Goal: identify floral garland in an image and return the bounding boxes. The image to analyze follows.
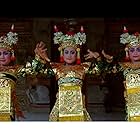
[0,24,18,48]
[53,31,86,46]
[0,32,18,46]
[120,26,140,46]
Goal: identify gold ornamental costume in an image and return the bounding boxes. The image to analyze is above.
[102,61,140,121]
[33,56,101,121]
[49,62,93,121]
[32,60,101,121]
[0,65,24,121]
[0,62,37,121]
[120,62,140,121]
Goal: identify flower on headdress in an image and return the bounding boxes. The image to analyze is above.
[53,31,86,46]
[0,25,18,49]
[120,31,140,46]
[7,32,18,44]
[53,32,64,44]
[74,32,86,45]
[120,26,140,48]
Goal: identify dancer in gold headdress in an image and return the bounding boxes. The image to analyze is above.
[101,26,140,121]
[0,24,46,121]
[0,24,25,121]
[34,25,102,121]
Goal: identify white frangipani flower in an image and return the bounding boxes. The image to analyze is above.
[0,31,18,47]
[53,31,86,46]
[120,31,140,46]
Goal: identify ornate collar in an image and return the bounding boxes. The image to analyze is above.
[120,62,140,69]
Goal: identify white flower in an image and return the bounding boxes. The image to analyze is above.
[53,32,64,44]
[7,32,18,45]
[120,32,140,45]
[120,38,127,44]
[0,31,18,46]
[53,31,86,45]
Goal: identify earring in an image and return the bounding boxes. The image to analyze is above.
[76,48,81,64]
[11,50,16,61]
[125,47,129,61]
[59,47,64,63]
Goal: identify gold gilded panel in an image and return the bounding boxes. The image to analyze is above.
[126,72,140,89]
[59,85,84,118]
[0,86,11,113]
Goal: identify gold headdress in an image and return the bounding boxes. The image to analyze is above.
[0,24,18,50]
[0,24,18,61]
[120,26,140,47]
[53,25,86,64]
[120,26,140,60]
